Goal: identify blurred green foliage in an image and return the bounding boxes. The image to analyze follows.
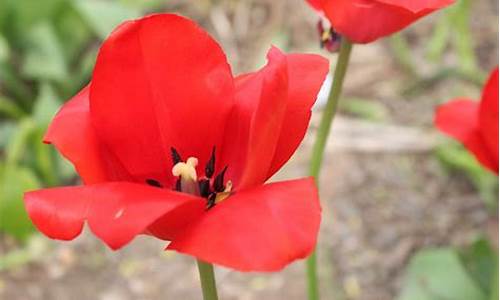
[399,239,498,300]
[436,141,499,213]
[391,0,486,94]
[0,0,162,241]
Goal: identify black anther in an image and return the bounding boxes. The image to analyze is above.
[146,179,163,188]
[206,193,216,210]
[170,147,182,165]
[205,147,216,178]
[199,179,211,198]
[213,166,228,193]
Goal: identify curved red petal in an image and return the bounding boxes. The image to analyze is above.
[322,0,448,43]
[266,53,329,179]
[221,47,289,189]
[90,14,234,186]
[375,0,454,13]
[168,178,321,272]
[24,186,90,241]
[44,85,131,183]
[435,99,497,173]
[478,67,499,172]
[24,183,205,249]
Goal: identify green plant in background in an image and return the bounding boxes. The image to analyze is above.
[390,0,487,94]
[436,141,499,212]
[399,239,498,300]
[0,0,162,241]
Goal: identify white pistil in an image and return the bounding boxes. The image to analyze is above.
[172,157,199,195]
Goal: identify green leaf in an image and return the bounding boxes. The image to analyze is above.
[0,164,41,241]
[450,0,477,73]
[0,33,9,62]
[73,0,140,39]
[5,119,36,166]
[0,122,16,148]
[53,2,92,63]
[0,0,67,45]
[0,61,34,102]
[426,13,451,62]
[459,239,498,295]
[490,257,499,300]
[21,22,68,81]
[389,33,417,77]
[0,96,26,119]
[436,141,498,212]
[117,0,164,10]
[398,248,487,300]
[341,97,389,122]
[33,83,61,127]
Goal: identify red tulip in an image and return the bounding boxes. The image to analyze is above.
[435,67,499,174]
[23,14,329,271]
[307,0,454,43]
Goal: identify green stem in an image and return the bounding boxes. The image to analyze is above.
[306,38,353,300]
[196,259,219,300]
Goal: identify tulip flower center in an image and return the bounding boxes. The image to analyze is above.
[147,147,232,210]
[317,19,341,53]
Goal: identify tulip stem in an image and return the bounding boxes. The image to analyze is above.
[197,259,219,300]
[306,38,353,300]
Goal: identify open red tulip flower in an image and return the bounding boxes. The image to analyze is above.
[435,67,499,175]
[23,14,329,272]
[307,0,455,44]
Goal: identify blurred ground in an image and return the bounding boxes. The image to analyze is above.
[1,0,498,299]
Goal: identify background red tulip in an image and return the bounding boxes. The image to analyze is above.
[435,67,499,174]
[307,0,455,43]
[23,14,329,272]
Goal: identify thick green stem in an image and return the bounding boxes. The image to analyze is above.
[196,259,219,300]
[306,38,353,300]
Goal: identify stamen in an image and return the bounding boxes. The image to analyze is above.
[146,179,162,188]
[206,180,233,210]
[214,180,232,203]
[172,157,198,181]
[172,157,199,195]
[207,193,216,210]
[170,147,182,165]
[205,147,216,178]
[213,166,228,193]
[198,179,211,197]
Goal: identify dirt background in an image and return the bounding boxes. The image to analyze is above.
[1,0,498,299]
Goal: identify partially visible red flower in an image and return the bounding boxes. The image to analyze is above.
[306,0,455,43]
[435,67,499,174]
[23,14,329,272]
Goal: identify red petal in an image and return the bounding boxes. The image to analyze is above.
[478,67,499,172]
[44,85,131,183]
[90,14,234,186]
[221,47,289,189]
[24,183,205,249]
[168,178,321,272]
[375,0,454,13]
[435,99,497,173]
[306,0,325,10]
[322,0,451,43]
[266,53,329,178]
